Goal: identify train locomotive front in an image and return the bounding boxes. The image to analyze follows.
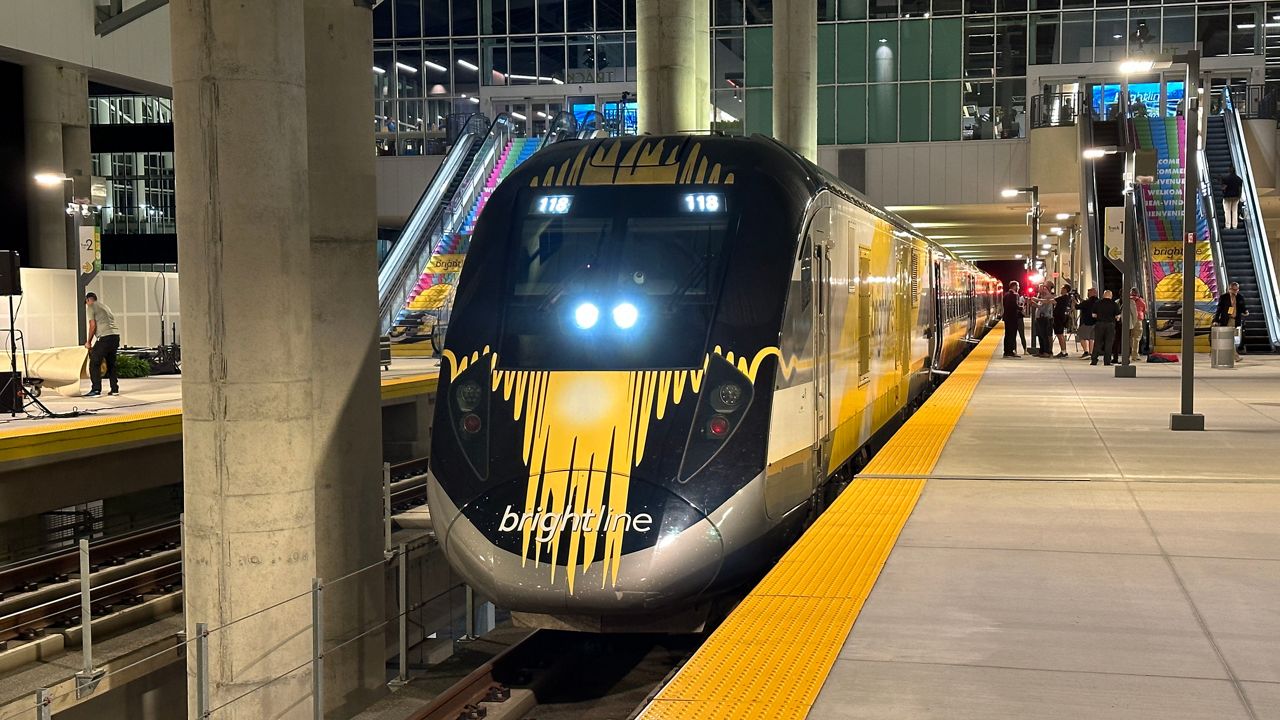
[428,136,812,630]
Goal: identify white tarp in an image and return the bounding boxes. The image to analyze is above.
[1,346,89,397]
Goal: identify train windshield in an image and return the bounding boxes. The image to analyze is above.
[497,186,736,370]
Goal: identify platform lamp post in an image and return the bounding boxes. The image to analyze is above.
[1121,50,1204,430]
[33,173,88,344]
[1003,185,1041,351]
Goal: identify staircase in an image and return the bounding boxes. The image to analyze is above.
[1205,115,1272,352]
[392,137,540,341]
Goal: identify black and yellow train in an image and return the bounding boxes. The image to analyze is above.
[428,134,1000,631]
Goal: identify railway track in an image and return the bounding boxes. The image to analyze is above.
[408,629,702,720]
[0,457,431,656]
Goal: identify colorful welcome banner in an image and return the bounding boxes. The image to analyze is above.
[1132,118,1217,352]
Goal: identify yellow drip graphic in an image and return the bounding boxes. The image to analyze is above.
[443,347,779,592]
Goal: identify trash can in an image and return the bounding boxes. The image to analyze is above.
[1211,326,1236,369]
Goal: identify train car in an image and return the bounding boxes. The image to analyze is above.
[428,134,998,632]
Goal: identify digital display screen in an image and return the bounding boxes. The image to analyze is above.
[682,193,724,213]
[533,195,573,215]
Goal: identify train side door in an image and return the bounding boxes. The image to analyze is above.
[811,208,832,485]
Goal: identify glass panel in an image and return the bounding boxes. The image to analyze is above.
[539,0,565,32]
[567,0,593,30]
[714,28,745,91]
[625,34,637,80]
[1198,5,1230,57]
[839,0,867,20]
[870,23,898,83]
[539,35,566,82]
[999,0,1028,11]
[869,0,898,20]
[818,85,836,144]
[453,0,478,35]
[837,85,867,143]
[746,0,772,24]
[598,32,626,83]
[744,88,773,135]
[454,41,481,95]
[931,18,962,79]
[1030,12,1060,64]
[745,26,773,87]
[625,0,636,29]
[483,37,510,85]
[483,0,507,34]
[900,82,929,141]
[1231,4,1261,56]
[962,80,993,139]
[838,22,868,83]
[932,0,964,16]
[713,88,744,135]
[818,24,836,85]
[819,0,838,21]
[566,34,595,83]
[374,2,393,39]
[421,41,447,95]
[964,16,996,79]
[394,0,420,38]
[1095,10,1127,61]
[995,77,1025,138]
[901,0,929,17]
[511,36,538,82]
[996,17,1027,76]
[598,0,624,30]
[716,0,744,25]
[510,0,535,30]
[869,83,897,142]
[900,20,929,81]
[395,42,424,98]
[965,0,995,13]
[1162,7,1195,55]
[931,81,962,140]
[1031,0,1060,9]
[1060,11,1093,63]
[424,0,449,37]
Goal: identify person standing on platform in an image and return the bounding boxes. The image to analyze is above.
[1033,285,1055,357]
[1214,281,1250,360]
[1091,290,1120,366]
[1222,170,1244,229]
[84,292,121,397]
[1076,288,1098,358]
[1126,288,1147,361]
[1053,285,1073,358]
[1002,281,1023,358]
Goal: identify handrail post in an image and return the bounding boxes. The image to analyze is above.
[312,578,324,720]
[389,543,409,688]
[74,539,103,698]
[195,622,209,719]
[382,462,393,558]
[36,688,51,720]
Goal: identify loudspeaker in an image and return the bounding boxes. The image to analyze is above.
[0,372,20,414]
[0,251,21,296]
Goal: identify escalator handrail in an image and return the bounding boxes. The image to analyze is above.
[576,110,609,139]
[377,113,511,332]
[1079,109,1104,289]
[540,110,578,150]
[1222,104,1280,346]
[1195,128,1231,305]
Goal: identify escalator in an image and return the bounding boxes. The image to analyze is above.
[1084,118,1126,294]
[1205,110,1280,352]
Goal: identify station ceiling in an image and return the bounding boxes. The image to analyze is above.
[889,196,1081,264]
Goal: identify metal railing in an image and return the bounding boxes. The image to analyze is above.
[1030,92,1085,130]
[1221,93,1280,347]
[577,110,609,139]
[1220,85,1280,121]
[540,110,579,150]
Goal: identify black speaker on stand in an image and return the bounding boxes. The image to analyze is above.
[0,251,71,419]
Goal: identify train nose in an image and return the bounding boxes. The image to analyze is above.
[430,475,725,614]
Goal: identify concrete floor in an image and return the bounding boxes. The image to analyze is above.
[811,352,1280,719]
[0,356,439,434]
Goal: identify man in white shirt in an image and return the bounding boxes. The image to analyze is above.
[85,292,121,396]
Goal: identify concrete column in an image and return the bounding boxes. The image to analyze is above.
[24,63,69,269]
[772,0,817,161]
[636,0,703,135]
[60,68,92,204]
[170,2,317,718]
[303,1,386,715]
[693,0,711,130]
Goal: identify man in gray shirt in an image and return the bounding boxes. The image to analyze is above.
[84,292,121,396]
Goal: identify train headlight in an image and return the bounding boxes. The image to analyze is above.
[710,383,743,413]
[573,302,599,329]
[612,302,639,329]
[455,380,482,412]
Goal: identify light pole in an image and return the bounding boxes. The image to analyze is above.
[1121,50,1203,430]
[34,173,88,344]
[1004,185,1040,351]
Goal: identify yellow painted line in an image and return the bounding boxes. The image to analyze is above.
[0,370,440,462]
[639,333,999,720]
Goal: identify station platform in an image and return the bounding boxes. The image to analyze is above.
[641,335,1280,719]
[0,358,439,470]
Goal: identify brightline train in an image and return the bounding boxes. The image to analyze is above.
[428,134,1000,631]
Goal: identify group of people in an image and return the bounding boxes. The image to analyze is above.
[1002,282,1147,366]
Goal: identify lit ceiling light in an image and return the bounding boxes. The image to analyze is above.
[536,111,548,118]
[424,60,447,72]
[395,62,417,74]
[34,173,70,186]
[1113,34,1123,39]
[1055,212,1071,220]
[372,66,386,74]
[1001,188,1022,198]
[1052,227,1065,235]
[878,38,888,43]
[1014,253,1023,259]
[1119,58,1156,74]
[511,111,527,120]
[1238,23,1258,29]
[469,97,480,103]
[457,58,479,71]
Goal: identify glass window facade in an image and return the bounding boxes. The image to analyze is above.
[377,0,1267,148]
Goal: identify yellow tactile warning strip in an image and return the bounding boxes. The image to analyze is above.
[638,333,999,720]
[0,371,440,463]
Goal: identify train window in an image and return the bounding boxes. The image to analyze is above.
[498,186,734,370]
[857,246,871,381]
